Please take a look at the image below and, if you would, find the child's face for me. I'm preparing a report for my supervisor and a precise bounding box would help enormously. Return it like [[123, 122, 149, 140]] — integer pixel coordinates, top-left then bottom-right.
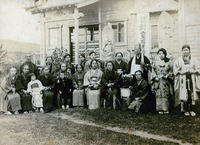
[[10, 68, 17, 77], [31, 75, 36, 81], [43, 67, 49, 74], [60, 73, 65, 79], [77, 65, 82, 72], [67, 68, 71, 74]]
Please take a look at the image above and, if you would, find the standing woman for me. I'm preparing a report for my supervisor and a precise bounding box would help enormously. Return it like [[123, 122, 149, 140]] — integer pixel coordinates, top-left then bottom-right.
[[151, 48, 173, 114], [84, 59, 103, 109], [39, 66, 55, 113], [16, 65, 33, 114], [0, 67, 22, 115], [113, 52, 127, 75], [174, 45, 200, 116]]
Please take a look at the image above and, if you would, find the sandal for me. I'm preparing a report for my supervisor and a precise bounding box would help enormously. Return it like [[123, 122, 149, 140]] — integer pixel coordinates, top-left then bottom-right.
[[14, 111, 19, 115], [190, 111, 196, 116]]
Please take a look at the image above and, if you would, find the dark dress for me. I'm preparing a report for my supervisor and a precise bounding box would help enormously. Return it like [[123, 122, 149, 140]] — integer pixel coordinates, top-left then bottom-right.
[[38, 74, 55, 111], [101, 70, 120, 109], [16, 74, 33, 112], [20, 61, 40, 78]]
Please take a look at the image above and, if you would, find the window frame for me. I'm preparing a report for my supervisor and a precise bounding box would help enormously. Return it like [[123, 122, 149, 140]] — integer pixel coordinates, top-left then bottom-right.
[[48, 26, 61, 50]]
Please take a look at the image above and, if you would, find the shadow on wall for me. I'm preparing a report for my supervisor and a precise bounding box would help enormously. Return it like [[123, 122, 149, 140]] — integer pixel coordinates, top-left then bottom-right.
[[0, 39, 40, 53]]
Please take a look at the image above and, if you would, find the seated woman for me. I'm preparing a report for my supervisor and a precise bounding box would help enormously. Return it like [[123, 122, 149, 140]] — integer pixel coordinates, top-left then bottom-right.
[[128, 70, 152, 114], [0, 67, 22, 115], [84, 59, 103, 109], [101, 61, 120, 109], [73, 64, 85, 107], [38, 66, 55, 113], [16, 65, 33, 114]]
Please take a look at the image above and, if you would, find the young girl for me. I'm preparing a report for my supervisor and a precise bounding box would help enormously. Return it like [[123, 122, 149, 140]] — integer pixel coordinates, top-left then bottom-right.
[[27, 73, 44, 113]]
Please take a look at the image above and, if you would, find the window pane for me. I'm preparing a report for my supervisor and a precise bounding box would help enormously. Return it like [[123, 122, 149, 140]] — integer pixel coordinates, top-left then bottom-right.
[[112, 24, 117, 30], [151, 25, 158, 49], [49, 28, 58, 47], [118, 23, 124, 32]]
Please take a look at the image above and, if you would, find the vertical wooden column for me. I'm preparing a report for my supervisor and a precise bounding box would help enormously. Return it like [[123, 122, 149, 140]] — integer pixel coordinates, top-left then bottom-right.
[[178, 0, 185, 50], [98, 1, 102, 59], [41, 13, 46, 65], [74, 7, 79, 64]]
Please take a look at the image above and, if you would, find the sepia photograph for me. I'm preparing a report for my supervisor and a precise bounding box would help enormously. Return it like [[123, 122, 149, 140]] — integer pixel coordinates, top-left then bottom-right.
[[0, 0, 200, 144]]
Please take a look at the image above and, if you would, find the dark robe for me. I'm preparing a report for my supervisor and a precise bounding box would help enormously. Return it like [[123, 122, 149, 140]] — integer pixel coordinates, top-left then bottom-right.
[[128, 79, 154, 113], [20, 61, 40, 78], [125, 55, 150, 81], [15, 73, 33, 112], [101, 70, 120, 109], [38, 74, 55, 111], [113, 60, 127, 74]]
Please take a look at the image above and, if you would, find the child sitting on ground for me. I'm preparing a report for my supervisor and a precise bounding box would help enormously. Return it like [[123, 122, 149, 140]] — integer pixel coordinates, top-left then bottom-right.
[[27, 73, 44, 113]]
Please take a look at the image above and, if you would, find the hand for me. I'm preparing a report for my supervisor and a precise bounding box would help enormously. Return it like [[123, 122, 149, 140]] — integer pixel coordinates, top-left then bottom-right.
[[88, 84, 93, 88], [135, 97, 140, 101], [22, 90, 27, 94], [93, 84, 98, 89], [107, 83, 112, 87], [59, 91, 62, 94]]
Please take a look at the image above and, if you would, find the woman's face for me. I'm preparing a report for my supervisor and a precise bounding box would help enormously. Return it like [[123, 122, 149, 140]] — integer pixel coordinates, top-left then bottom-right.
[[158, 51, 165, 60], [182, 48, 190, 57], [135, 71, 142, 81], [79, 55, 85, 62], [10, 68, 17, 77], [65, 56, 70, 62], [107, 62, 113, 71], [91, 61, 97, 69], [23, 66, 29, 74], [31, 75, 36, 81], [61, 63, 67, 71], [43, 67, 50, 75], [90, 53, 96, 60], [116, 53, 122, 61], [77, 65, 82, 73]]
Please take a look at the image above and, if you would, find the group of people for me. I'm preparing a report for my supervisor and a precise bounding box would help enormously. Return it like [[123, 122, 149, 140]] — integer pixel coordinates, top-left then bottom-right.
[[0, 44, 199, 116]]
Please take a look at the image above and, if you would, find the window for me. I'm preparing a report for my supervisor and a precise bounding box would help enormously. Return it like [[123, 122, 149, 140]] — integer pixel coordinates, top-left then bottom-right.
[[86, 25, 99, 42], [111, 21, 127, 45], [151, 25, 158, 49], [49, 28, 59, 48]]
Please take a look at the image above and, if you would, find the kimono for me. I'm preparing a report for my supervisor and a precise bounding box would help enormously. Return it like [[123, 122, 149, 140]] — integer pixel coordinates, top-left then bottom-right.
[[174, 55, 200, 112], [73, 72, 85, 107], [84, 68, 103, 109], [128, 78, 152, 113], [151, 59, 173, 112], [27, 80, 44, 108], [55, 77, 73, 108], [16, 74, 33, 112], [39, 74, 55, 111], [113, 60, 127, 74], [0, 75, 21, 113], [101, 70, 120, 109], [126, 55, 150, 82]]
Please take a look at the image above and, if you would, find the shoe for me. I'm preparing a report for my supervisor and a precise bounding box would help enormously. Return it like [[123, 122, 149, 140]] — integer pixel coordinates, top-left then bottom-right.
[[190, 111, 196, 116], [66, 105, 69, 109], [29, 111, 33, 113], [40, 108, 44, 113], [6, 111, 12, 115], [14, 111, 19, 115], [184, 112, 190, 116], [24, 111, 28, 114], [164, 111, 169, 114], [62, 105, 65, 109], [35, 109, 39, 112], [158, 111, 163, 114]]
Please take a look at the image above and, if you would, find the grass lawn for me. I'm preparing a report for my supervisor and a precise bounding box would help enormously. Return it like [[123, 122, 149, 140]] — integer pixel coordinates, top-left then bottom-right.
[[54, 103, 200, 144]]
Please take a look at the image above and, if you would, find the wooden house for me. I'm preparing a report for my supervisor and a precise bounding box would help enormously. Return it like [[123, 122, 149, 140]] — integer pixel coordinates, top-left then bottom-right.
[[26, 0, 200, 65]]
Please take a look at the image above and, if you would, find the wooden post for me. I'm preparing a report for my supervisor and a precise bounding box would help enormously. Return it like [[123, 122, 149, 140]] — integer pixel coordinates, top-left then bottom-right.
[[98, 1, 102, 59], [178, 0, 185, 51], [41, 13, 46, 65], [74, 7, 79, 64]]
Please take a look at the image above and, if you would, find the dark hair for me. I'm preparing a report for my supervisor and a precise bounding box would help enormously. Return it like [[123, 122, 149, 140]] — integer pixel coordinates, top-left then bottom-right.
[[115, 52, 123, 57], [135, 70, 143, 76], [89, 51, 95, 56], [106, 61, 114, 67], [60, 62, 67, 70], [76, 64, 83, 70], [182, 45, 190, 51], [157, 48, 170, 63], [28, 73, 35, 78], [79, 53, 85, 58], [90, 59, 98, 68], [45, 56, 52, 61], [22, 64, 30, 70], [64, 53, 70, 59]]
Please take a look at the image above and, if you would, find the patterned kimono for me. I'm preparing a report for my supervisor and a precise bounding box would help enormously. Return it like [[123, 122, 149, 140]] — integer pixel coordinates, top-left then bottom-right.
[[27, 80, 44, 108], [0, 75, 22, 113], [174, 55, 200, 112], [152, 59, 173, 112], [84, 68, 103, 109]]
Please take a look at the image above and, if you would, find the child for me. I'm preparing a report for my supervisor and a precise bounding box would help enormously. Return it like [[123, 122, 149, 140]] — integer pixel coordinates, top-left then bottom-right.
[[27, 73, 44, 113], [55, 72, 73, 109]]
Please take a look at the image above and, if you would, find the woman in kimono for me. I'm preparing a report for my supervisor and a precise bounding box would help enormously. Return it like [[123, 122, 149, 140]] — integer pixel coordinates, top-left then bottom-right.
[[0, 67, 22, 115], [151, 48, 173, 114], [128, 70, 152, 114], [101, 61, 120, 109], [73, 64, 85, 107], [16, 65, 33, 114], [38, 65, 55, 113], [113, 52, 127, 75], [174, 45, 200, 116], [84, 59, 103, 109]]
